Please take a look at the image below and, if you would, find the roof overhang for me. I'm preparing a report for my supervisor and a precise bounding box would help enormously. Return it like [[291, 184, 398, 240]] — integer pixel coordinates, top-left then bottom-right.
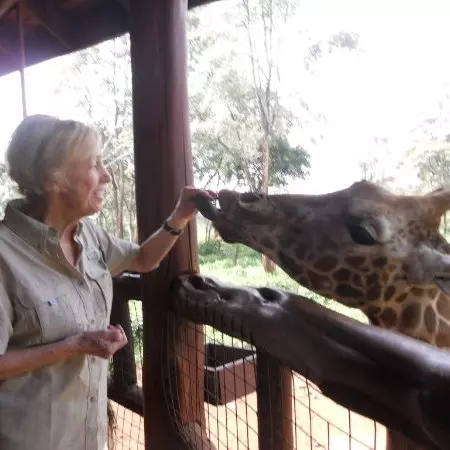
[[0, 0, 219, 78]]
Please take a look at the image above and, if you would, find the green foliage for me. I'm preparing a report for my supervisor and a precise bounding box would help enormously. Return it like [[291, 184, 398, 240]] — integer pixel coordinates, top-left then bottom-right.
[[128, 238, 368, 349], [267, 137, 310, 189], [129, 300, 144, 365], [55, 35, 136, 241], [199, 240, 368, 323], [200, 241, 368, 346], [188, 3, 311, 192], [0, 162, 15, 216], [199, 241, 262, 268], [416, 146, 450, 191]]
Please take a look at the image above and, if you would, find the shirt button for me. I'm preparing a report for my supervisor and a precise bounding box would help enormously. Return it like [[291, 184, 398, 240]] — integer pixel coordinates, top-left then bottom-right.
[[90, 396, 95, 403], [90, 319, 95, 325]]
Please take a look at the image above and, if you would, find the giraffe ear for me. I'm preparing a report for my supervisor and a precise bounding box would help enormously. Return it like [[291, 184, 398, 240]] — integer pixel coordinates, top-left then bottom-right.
[[427, 188, 450, 216]]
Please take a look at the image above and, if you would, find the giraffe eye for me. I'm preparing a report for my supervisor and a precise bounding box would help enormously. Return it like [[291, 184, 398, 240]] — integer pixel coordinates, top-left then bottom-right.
[[347, 223, 378, 246]]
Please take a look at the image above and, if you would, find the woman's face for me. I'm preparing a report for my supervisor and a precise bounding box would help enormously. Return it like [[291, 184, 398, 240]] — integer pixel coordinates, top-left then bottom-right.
[[60, 144, 111, 218]]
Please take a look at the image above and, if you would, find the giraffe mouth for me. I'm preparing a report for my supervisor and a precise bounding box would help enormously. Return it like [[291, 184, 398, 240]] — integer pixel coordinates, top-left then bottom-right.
[[191, 195, 222, 221], [193, 189, 261, 222], [192, 193, 248, 243]]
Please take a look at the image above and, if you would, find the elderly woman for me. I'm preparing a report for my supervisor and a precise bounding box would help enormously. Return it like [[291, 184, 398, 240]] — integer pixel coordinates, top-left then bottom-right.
[[0, 114, 216, 450]]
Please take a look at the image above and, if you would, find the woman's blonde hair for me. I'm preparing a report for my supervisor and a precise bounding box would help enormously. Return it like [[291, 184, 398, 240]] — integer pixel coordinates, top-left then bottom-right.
[[6, 114, 101, 200]]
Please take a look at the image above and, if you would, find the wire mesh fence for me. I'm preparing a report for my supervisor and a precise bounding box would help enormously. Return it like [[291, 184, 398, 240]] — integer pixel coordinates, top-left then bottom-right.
[[110, 401, 145, 450], [290, 373, 386, 450], [107, 302, 388, 450], [163, 315, 387, 450], [108, 295, 145, 450]]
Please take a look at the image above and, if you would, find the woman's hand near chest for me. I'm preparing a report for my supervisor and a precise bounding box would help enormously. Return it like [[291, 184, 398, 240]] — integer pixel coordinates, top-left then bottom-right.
[[0, 324, 127, 381], [71, 324, 128, 358]]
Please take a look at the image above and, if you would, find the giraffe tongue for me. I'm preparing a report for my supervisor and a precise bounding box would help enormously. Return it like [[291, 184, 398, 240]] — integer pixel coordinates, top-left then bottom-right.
[[434, 276, 450, 294], [191, 195, 220, 221]]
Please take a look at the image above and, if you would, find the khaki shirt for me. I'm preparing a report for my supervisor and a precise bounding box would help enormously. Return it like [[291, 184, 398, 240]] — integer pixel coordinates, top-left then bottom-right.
[[0, 199, 140, 450]]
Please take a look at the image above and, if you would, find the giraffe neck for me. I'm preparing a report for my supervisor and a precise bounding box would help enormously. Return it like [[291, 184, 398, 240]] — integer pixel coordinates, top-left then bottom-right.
[[288, 252, 450, 350], [361, 288, 450, 348]]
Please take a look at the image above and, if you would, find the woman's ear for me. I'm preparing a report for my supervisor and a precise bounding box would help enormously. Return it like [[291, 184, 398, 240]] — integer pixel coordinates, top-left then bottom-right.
[[43, 173, 62, 195]]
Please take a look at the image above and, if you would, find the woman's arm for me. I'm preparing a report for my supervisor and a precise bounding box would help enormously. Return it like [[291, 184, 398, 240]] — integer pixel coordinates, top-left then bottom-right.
[[127, 186, 217, 273], [0, 325, 127, 381]]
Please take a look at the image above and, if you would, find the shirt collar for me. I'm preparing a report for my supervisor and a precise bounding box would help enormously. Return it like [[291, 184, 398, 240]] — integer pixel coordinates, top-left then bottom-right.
[[3, 198, 83, 253]]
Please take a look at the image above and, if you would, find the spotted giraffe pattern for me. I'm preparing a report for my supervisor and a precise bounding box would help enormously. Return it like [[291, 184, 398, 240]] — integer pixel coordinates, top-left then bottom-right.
[[213, 181, 450, 350]]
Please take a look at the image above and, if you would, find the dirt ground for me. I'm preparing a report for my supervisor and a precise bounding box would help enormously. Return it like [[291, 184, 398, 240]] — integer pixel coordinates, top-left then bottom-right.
[[111, 371, 386, 450]]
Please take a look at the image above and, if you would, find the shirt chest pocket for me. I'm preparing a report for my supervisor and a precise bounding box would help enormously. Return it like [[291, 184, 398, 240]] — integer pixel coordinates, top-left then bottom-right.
[[13, 284, 84, 346], [85, 254, 113, 324]]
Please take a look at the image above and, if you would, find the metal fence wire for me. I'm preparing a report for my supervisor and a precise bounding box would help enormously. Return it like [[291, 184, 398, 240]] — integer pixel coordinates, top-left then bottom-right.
[[163, 313, 387, 450], [108, 287, 145, 450]]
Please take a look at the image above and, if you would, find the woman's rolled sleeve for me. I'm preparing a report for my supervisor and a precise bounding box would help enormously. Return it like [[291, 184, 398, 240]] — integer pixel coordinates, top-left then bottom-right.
[[86, 220, 140, 277]]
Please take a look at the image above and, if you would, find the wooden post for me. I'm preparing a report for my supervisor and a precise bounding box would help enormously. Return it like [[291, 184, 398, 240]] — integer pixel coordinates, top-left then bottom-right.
[[257, 350, 294, 450], [129, 0, 207, 448]]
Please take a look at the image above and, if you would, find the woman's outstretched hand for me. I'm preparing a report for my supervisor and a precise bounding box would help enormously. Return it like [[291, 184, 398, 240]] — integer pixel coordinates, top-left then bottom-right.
[[169, 186, 217, 227]]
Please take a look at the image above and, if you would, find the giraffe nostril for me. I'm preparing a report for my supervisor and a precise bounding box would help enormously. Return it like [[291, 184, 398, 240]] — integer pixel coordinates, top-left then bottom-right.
[[189, 275, 209, 291], [240, 193, 262, 204], [257, 287, 282, 302]]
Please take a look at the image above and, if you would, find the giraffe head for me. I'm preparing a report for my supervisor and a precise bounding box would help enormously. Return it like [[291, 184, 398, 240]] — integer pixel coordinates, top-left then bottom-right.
[[207, 181, 450, 346]]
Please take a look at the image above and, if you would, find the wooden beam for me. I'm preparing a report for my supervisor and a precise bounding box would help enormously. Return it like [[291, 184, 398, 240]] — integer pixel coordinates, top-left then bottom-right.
[[28, 0, 71, 49], [0, 0, 225, 78], [0, 24, 66, 76], [0, 41, 19, 64], [0, 0, 18, 19], [129, 0, 210, 448]]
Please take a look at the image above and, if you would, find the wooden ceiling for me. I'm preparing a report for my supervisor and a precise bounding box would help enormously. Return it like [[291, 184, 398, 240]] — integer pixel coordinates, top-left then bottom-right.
[[0, 0, 217, 78]]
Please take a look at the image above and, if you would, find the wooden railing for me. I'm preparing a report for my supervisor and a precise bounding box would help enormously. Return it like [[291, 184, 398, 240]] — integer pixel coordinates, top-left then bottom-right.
[[109, 272, 450, 450], [108, 273, 143, 416]]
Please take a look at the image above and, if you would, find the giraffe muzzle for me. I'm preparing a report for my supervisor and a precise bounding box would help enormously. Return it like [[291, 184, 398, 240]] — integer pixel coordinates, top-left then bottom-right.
[[192, 189, 243, 222], [191, 194, 221, 221]]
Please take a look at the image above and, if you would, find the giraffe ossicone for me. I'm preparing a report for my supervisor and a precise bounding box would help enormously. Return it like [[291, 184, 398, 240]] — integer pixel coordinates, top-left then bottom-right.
[[203, 180, 450, 348]]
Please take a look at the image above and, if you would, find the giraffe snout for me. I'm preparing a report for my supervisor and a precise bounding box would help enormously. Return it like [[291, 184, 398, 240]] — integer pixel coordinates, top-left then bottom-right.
[[217, 189, 238, 213]]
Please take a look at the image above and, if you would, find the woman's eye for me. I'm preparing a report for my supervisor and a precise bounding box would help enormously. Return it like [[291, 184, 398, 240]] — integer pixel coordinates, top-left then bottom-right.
[[347, 223, 378, 246]]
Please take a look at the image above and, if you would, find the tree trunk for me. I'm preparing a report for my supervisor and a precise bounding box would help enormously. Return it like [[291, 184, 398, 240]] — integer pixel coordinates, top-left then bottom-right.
[[261, 136, 276, 273], [205, 220, 212, 243]]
